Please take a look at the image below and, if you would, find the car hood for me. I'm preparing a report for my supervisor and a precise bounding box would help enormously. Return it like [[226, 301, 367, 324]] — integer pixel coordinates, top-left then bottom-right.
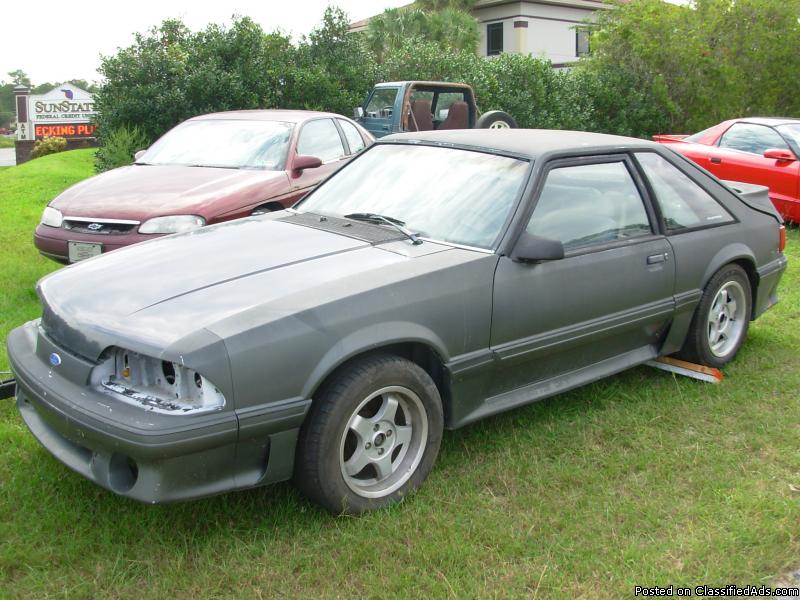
[[37, 215, 452, 360], [48, 164, 288, 219]]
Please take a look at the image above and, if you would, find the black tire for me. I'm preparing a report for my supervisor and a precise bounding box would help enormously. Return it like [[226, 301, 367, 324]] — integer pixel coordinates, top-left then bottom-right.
[[676, 264, 752, 368], [294, 353, 444, 515], [476, 110, 517, 129]]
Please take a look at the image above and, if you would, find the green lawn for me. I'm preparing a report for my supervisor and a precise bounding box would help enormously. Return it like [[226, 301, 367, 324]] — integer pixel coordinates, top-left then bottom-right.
[[0, 136, 15, 149], [1, 151, 798, 598]]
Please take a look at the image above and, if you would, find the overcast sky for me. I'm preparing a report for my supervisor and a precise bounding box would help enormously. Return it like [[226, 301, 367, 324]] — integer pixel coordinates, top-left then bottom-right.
[[1, 0, 409, 86]]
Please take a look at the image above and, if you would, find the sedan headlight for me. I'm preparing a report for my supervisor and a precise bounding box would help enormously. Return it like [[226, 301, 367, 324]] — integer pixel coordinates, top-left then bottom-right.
[[91, 347, 225, 414], [41, 207, 64, 227], [139, 215, 205, 234]]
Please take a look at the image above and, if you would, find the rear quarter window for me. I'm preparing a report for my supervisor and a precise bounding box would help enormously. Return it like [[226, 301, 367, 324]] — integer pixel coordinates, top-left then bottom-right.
[[636, 152, 734, 231]]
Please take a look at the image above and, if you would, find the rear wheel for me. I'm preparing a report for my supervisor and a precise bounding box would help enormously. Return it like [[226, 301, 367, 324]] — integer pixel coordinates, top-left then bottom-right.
[[294, 354, 443, 514], [677, 264, 752, 368], [476, 110, 517, 129]]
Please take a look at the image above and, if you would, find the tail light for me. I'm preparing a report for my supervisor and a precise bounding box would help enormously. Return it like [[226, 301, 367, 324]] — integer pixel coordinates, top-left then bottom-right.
[[778, 225, 786, 253]]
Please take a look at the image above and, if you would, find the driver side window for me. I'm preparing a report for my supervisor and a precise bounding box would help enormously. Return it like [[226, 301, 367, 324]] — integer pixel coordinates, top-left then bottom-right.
[[527, 161, 652, 252], [718, 123, 789, 155], [296, 119, 346, 163]]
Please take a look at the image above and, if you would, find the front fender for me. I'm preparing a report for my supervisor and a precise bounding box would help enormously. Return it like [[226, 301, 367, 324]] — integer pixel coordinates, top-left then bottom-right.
[[300, 321, 449, 400]]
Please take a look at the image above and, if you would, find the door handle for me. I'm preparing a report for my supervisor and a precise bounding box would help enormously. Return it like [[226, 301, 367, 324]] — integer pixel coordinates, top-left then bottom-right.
[[647, 253, 667, 264], [710, 157, 722, 164]]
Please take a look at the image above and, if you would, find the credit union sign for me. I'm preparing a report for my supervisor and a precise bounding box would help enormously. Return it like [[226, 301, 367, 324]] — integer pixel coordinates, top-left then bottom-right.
[[15, 83, 98, 141], [30, 84, 96, 124]]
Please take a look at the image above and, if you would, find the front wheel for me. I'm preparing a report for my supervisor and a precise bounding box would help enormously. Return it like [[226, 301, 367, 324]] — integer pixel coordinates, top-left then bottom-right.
[[476, 110, 517, 129], [677, 264, 752, 368], [294, 354, 443, 514]]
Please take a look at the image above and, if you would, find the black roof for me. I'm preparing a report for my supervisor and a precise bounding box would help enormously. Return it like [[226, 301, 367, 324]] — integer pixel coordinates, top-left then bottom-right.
[[381, 129, 659, 158]]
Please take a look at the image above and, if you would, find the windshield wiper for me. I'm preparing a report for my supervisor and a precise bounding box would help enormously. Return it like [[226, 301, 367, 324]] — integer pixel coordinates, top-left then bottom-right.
[[344, 213, 423, 245]]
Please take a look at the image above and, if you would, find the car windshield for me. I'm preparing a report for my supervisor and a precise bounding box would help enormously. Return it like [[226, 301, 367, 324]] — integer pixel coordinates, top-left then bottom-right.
[[777, 124, 800, 148], [138, 119, 293, 170], [296, 144, 529, 249]]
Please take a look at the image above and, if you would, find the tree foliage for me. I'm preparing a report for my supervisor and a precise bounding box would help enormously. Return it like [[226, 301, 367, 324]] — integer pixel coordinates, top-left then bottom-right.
[[365, 2, 479, 59], [95, 17, 294, 145], [93, 0, 800, 157], [576, 0, 800, 135]]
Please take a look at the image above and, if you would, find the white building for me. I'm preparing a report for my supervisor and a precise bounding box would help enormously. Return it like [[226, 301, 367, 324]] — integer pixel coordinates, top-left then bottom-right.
[[350, 0, 616, 67], [475, 0, 613, 66]]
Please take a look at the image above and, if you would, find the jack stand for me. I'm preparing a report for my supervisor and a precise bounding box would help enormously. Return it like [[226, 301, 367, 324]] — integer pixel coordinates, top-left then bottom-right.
[[645, 357, 723, 384]]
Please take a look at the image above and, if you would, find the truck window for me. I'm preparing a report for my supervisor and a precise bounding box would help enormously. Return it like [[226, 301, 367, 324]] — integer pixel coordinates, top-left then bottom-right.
[[365, 88, 398, 118]]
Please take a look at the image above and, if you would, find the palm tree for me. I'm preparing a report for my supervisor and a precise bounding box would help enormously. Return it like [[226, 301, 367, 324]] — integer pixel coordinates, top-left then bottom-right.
[[366, 1, 480, 59]]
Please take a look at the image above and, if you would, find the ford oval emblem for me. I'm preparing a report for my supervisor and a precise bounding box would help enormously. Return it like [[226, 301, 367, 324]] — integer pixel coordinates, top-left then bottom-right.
[[49, 353, 62, 367]]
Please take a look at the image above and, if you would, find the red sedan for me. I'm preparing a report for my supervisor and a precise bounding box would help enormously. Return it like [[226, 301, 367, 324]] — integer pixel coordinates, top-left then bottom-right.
[[654, 117, 800, 222], [35, 110, 373, 263]]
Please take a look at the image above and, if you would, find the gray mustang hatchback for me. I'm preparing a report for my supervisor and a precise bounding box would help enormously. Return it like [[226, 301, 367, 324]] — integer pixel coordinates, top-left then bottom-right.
[[7, 130, 787, 514]]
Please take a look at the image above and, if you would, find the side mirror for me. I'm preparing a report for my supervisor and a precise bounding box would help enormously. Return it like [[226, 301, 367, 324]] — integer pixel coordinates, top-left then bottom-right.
[[354, 107, 364, 120], [292, 154, 323, 174], [763, 148, 796, 162], [134, 149, 146, 161], [511, 232, 565, 263]]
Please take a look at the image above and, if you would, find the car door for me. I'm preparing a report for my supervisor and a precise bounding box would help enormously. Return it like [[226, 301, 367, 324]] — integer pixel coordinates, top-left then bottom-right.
[[633, 151, 738, 351], [489, 156, 675, 397], [287, 118, 349, 204], [709, 122, 799, 207]]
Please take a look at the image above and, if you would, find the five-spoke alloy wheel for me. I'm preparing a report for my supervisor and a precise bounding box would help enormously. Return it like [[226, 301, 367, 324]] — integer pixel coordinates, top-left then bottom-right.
[[295, 354, 443, 514], [678, 263, 752, 368]]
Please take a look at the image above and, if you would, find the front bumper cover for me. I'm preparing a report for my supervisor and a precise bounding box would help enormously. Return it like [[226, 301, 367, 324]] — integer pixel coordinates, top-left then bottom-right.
[[8, 322, 310, 503]]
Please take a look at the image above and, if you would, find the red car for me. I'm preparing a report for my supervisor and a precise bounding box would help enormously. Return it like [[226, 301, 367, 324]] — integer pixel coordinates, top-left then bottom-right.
[[35, 110, 373, 263], [654, 117, 800, 222]]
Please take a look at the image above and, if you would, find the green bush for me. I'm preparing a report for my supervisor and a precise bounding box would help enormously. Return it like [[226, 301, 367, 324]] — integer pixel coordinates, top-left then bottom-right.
[[94, 125, 148, 172], [30, 137, 67, 159]]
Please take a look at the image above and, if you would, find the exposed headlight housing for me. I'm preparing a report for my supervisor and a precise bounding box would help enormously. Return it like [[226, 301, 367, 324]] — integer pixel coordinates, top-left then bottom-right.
[[138, 215, 205, 234], [91, 348, 225, 414], [41, 207, 64, 228]]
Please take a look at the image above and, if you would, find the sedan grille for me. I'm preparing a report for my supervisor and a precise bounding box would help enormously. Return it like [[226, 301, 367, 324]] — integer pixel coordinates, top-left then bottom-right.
[[62, 217, 140, 235]]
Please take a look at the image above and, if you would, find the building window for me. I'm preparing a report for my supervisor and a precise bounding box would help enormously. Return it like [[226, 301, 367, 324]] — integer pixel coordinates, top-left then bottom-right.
[[487, 22, 503, 56], [576, 28, 591, 57]]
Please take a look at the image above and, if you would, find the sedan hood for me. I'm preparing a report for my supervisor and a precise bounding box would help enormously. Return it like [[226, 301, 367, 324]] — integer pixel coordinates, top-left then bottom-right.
[[37, 216, 447, 359], [49, 164, 288, 219]]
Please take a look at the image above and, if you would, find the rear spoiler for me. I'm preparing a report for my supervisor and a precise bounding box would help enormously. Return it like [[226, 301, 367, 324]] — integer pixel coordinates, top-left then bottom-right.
[[722, 180, 783, 223], [652, 134, 690, 143]]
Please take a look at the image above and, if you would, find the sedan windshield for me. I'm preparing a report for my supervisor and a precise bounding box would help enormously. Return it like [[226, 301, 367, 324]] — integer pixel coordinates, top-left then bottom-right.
[[139, 119, 293, 170], [296, 144, 529, 249]]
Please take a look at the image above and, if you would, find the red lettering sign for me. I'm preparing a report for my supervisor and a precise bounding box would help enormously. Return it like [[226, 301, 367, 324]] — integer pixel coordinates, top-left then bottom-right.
[[35, 123, 97, 139]]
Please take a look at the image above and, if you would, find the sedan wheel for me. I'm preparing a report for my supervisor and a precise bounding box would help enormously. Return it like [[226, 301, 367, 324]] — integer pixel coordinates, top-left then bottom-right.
[[294, 354, 443, 514], [677, 263, 752, 368]]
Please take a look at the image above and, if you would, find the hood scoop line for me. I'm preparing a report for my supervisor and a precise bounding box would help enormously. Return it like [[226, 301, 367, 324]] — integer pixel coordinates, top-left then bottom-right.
[[130, 243, 369, 315]]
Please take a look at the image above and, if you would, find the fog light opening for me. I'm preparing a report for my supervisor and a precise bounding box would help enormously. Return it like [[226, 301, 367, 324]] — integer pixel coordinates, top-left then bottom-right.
[[109, 453, 138, 493]]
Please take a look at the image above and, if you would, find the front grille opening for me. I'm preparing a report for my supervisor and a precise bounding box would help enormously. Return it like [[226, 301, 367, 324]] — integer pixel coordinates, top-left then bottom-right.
[[63, 220, 138, 235]]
